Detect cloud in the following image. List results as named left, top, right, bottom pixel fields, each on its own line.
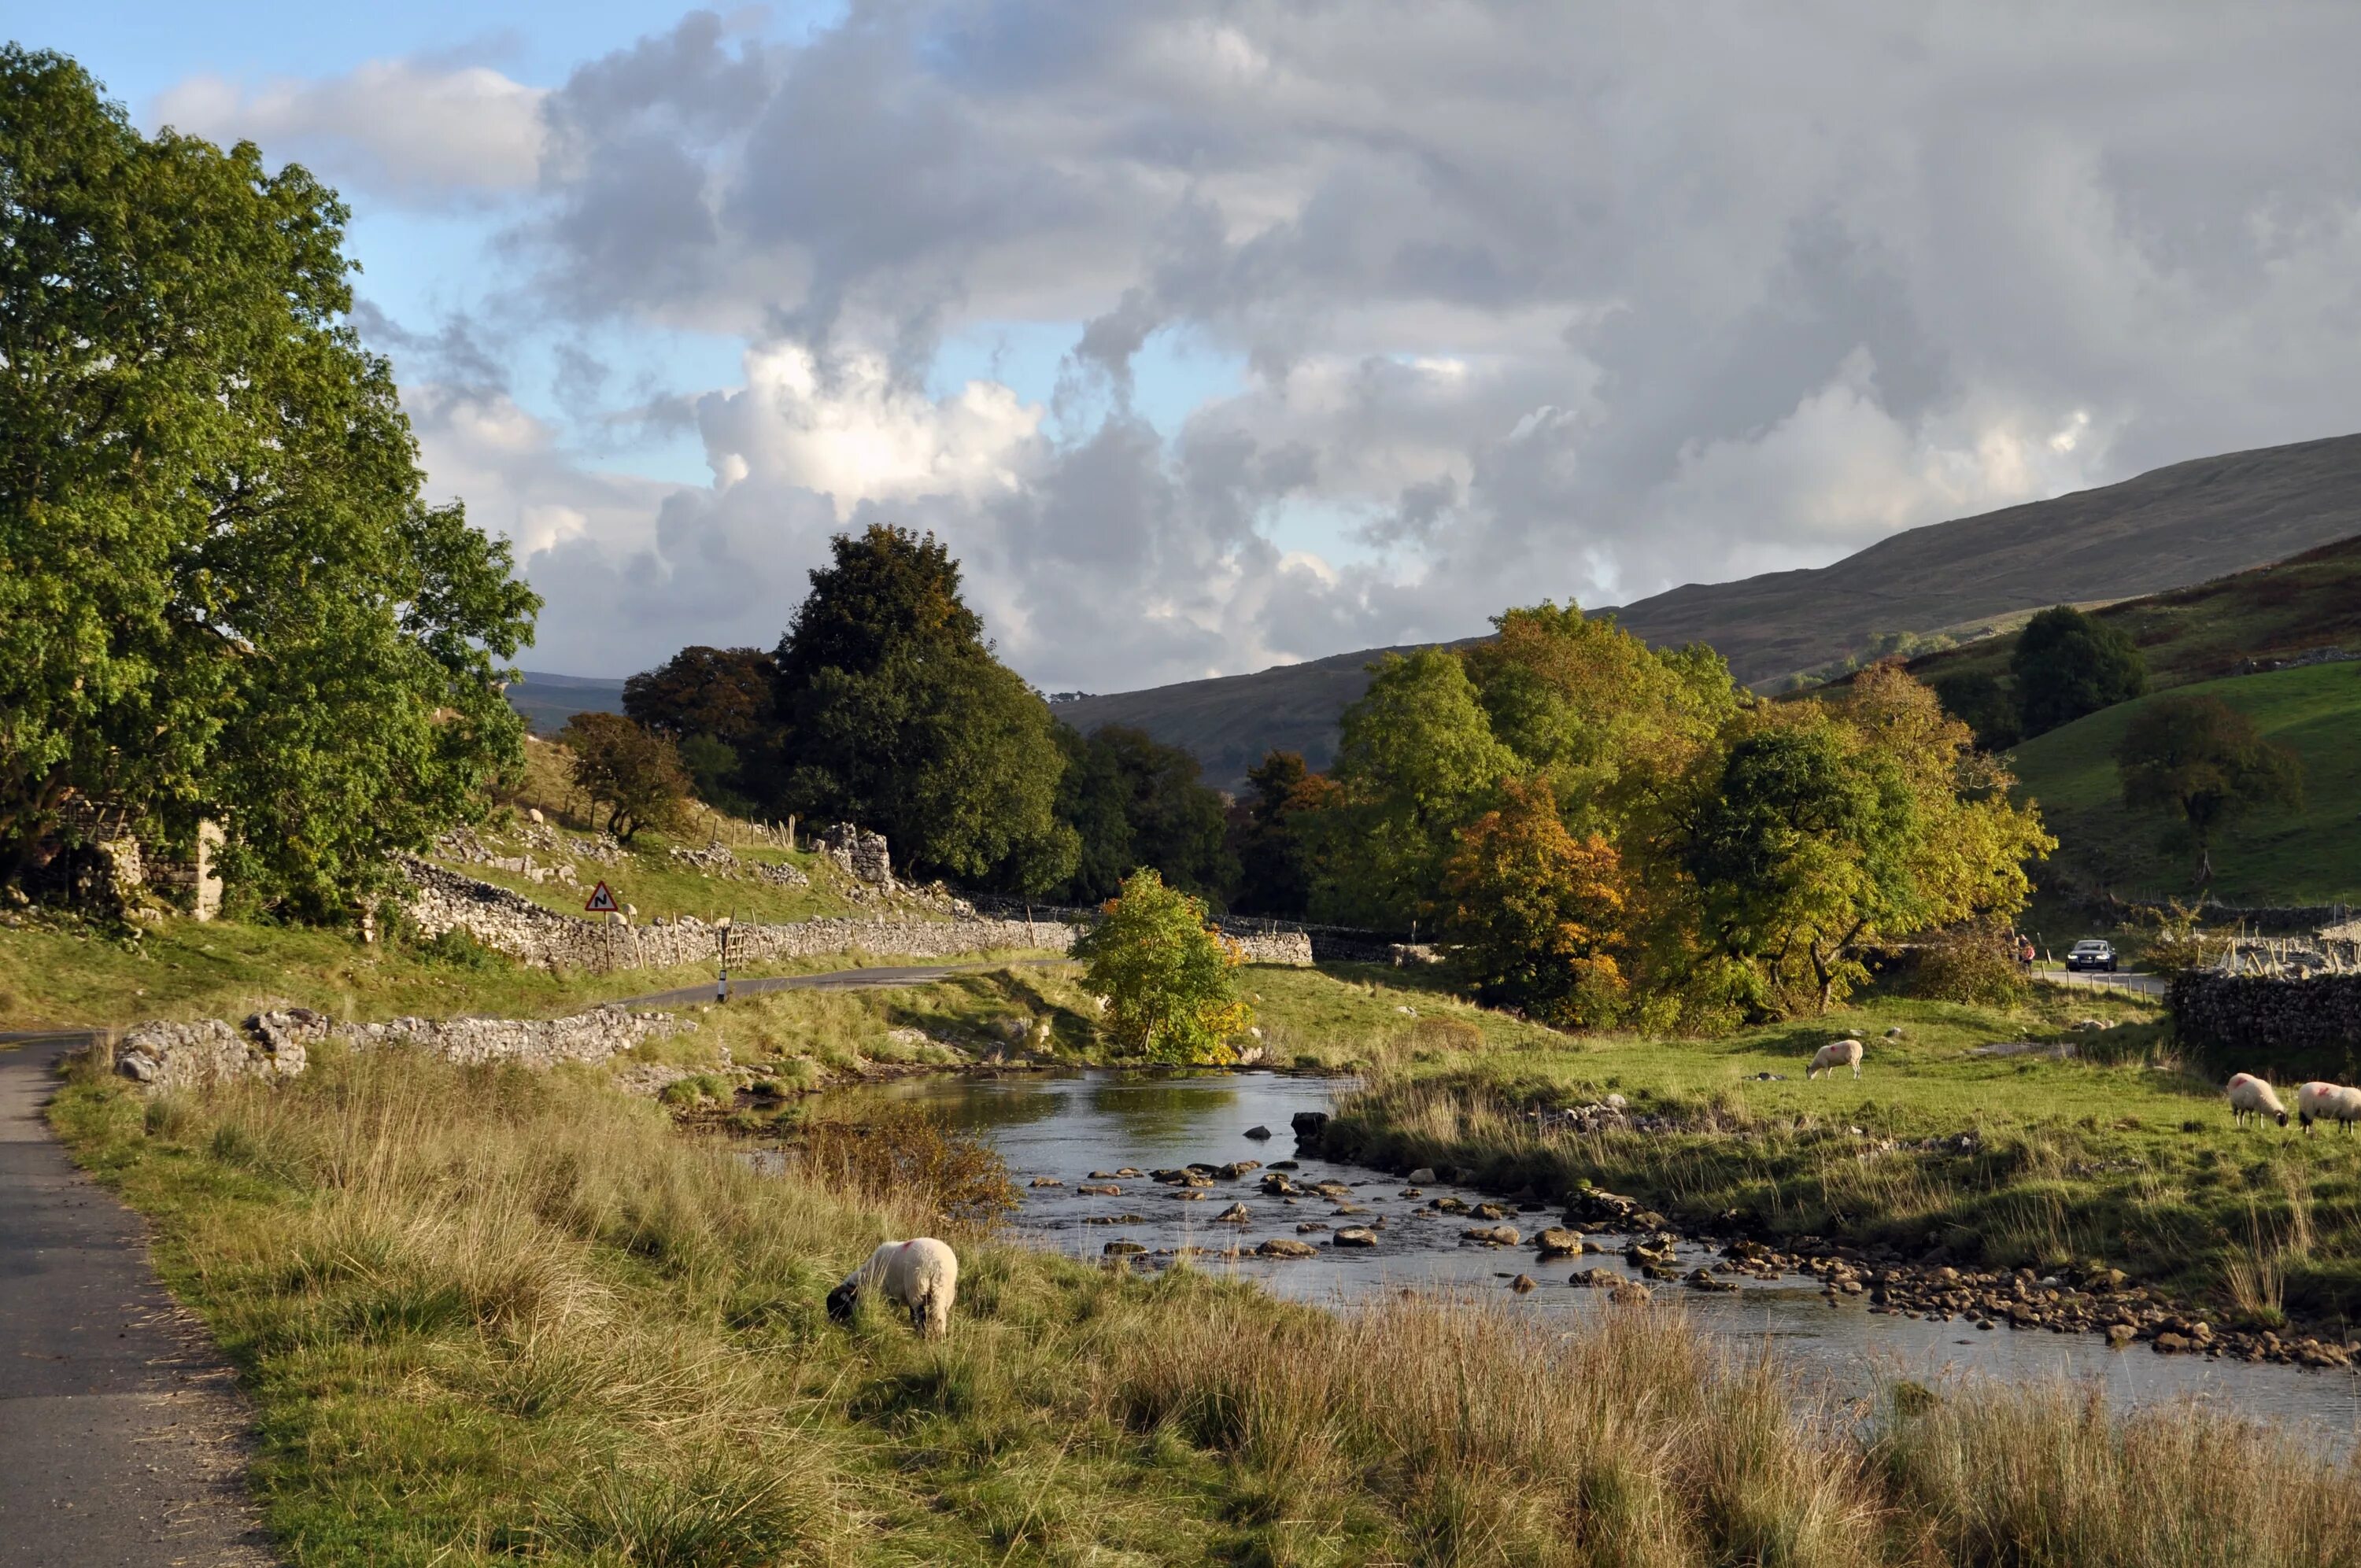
left=153, top=58, right=547, bottom=202
left=282, top=1, right=2361, bottom=690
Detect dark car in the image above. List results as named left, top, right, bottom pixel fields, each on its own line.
left=2066, top=939, right=2117, bottom=973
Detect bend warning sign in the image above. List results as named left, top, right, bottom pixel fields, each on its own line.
left=584, top=880, right=620, bottom=914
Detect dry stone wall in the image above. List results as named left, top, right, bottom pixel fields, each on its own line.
left=397, top=858, right=1312, bottom=971
left=2169, top=973, right=2361, bottom=1083
left=115, top=1005, right=689, bottom=1093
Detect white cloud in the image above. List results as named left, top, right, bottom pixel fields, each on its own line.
left=153, top=59, right=547, bottom=201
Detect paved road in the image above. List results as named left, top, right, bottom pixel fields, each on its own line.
left=0, top=1029, right=274, bottom=1566
left=611, top=954, right=1073, bottom=1010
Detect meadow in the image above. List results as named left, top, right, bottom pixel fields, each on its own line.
left=50, top=1041, right=2361, bottom=1566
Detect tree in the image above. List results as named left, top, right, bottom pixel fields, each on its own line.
left=1437, top=778, right=1628, bottom=1027
left=1676, top=666, right=2052, bottom=1014
left=0, top=48, right=538, bottom=914
left=623, top=646, right=778, bottom=811
left=1053, top=725, right=1236, bottom=904
left=2115, top=694, right=2303, bottom=884
left=559, top=714, right=690, bottom=843
left=1931, top=670, right=2019, bottom=751
left=1071, top=869, right=1252, bottom=1064
left=771, top=526, right=1073, bottom=887
left=1229, top=751, right=1339, bottom=918
left=1308, top=648, right=1516, bottom=928
left=2011, top=606, right=2145, bottom=738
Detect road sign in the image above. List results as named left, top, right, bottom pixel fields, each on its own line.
left=584, top=880, right=620, bottom=914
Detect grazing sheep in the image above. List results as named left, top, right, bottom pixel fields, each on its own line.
left=2226, top=1073, right=2289, bottom=1128
left=1807, top=1039, right=1865, bottom=1080
left=2295, top=1083, right=2361, bottom=1135
left=827, top=1238, right=959, bottom=1337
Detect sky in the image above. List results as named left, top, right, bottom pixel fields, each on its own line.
left=26, top=2, right=2361, bottom=687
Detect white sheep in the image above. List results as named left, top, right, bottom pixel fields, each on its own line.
left=2225, top=1072, right=2289, bottom=1128
left=2295, top=1082, right=2361, bottom=1135
left=827, top=1238, right=960, bottom=1337
left=1807, top=1039, right=1864, bottom=1080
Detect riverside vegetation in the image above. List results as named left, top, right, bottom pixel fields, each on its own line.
left=50, top=1041, right=2361, bottom=1567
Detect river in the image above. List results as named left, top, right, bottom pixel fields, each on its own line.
left=817, top=1067, right=2361, bottom=1452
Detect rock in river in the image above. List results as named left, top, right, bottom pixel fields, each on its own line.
left=1462, top=1225, right=1520, bottom=1247
left=1257, top=1238, right=1319, bottom=1259
left=1333, top=1227, right=1377, bottom=1248
left=1244, top=1125, right=1273, bottom=1140
left=1510, top=1274, right=1539, bottom=1293
left=1215, top=1203, right=1251, bottom=1223
left=1532, top=1227, right=1583, bottom=1258
left=1103, top=1240, right=1147, bottom=1256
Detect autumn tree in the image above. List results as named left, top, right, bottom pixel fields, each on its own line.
left=771, top=526, right=1075, bottom=888
left=1438, top=778, right=1628, bottom=1027
left=1677, top=665, right=2052, bottom=1015
left=0, top=49, right=538, bottom=915
left=1072, top=869, right=1252, bottom=1064
left=1309, top=648, right=1516, bottom=928
left=2115, top=693, right=2303, bottom=884
left=623, top=645, right=778, bottom=811
left=2012, top=606, right=2146, bottom=738
left=559, top=713, right=690, bottom=843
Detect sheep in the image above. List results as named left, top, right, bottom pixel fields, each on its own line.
left=2295, top=1082, right=2361, bottom=1135
left=827, top=1238, right=959, bottom=1337
left=1807, top=1039, right=1864, bottom=1080
left=2226, top=1072, right=2289, bottom=1128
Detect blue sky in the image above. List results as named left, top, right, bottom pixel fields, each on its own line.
left=20, top=4, right=2361, bottom=686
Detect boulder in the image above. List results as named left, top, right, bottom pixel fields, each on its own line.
left=1214, top=1204, right=1251, bottom=1223
left=1079, top=1184, right=1121, bottom=1197
left=1029, top=1176, right=1063, bottom=1187
left=1510, top=1274, right=1539, bottom=1293
left=1608, top=1282, right=1653, bottom=1306
left=1290, top=1110, right=1329, bottom=1140
left=1332, top=1227, right=1378, bottom=1248
left=1569, top=1267, right=1620, bottom=1288
left=1256, top=1238, right=1319, bottom=1259
left=1243, top=1125, right=1273, bottom=1140
left=1406, top=1167, right=1439, bottom=1185
left=1462, top=1225, right=1520, bottom=1247
left=1684, top=1268, right=1739, bottom=1293
left=1103, top=1241, right=1147, bottom=1256
left=1532, top=1227, right=1583, bottom=1258
left=1218, top=1160, right=1263, bottom=1179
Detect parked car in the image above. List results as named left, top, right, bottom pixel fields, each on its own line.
left=2065, top=939, right=2118, bottom=973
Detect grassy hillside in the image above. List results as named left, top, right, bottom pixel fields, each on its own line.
left=1901, top=533, right=2361, bottom=696
left=2007, top=661, right=2361, bottom=904
left=1056, top=433, right=2361, bottom=788
left=502, top=669, right=627, bottom=736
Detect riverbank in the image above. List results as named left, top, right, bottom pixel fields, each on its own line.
left=48, top=1044, right=2361, bottom=1566
left=1308, top=981, right=2361, bottom=1340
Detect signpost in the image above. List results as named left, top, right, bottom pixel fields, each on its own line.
left=584, top=881, right=619, bottom=914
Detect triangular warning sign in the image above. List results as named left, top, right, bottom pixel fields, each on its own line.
left=584, top=880, right=620, bottom=914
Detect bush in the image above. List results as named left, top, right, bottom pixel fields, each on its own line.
left=798, top=1104, right=1018, bottom=1232
left=1908, top=928, right=2027, bottom=1006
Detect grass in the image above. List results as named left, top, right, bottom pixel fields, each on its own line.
left=1319, top=977, right=2361, bottom=1323
left=52, top=1043, right=2361, bottom=1566
left=2007, top=661, right=2361, bottom=904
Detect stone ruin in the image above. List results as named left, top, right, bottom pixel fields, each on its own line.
left=818, top=822, right=895, bottom=889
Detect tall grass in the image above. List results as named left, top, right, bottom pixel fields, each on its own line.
left=54, top=1047, right=2361, bottom=1566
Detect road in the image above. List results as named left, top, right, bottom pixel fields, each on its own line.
left=2032, top=966, right=2169, bottom=998
left=0, top=954, right=1074, bottom=1562
left=0, top=1028, right=275, bottom=1566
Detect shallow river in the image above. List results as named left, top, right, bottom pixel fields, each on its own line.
left=824, top=1068, right=2361, bottom=1452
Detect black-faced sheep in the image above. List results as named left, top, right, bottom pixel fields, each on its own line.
left=2297, top=1082, right=2361, bottom=1135
left=1807, top=1039, right=1864, bottom=1080
left=827, top=1238, right=959, bottom=1337
left=2226, top=1072, right=2289, bottom=1127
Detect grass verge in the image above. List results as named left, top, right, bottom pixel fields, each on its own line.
left=52, top=1047, right=2361, bottom=1566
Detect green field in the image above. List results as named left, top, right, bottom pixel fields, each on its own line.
left=2006, top=660, right=2361, bottom=904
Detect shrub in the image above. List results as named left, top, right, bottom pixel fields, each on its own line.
left=1908, top=928, right=2027, bottom=1006
left=799, top=1104, right=1018, bottom=1232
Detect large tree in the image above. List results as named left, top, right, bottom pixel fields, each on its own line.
left=1308, top=647, right=1516, bottom=928
left=623, top=646, right=778, bottom=813
left=559, top=713, right=691, bottom=843
left=1053, top=724, right=1235, bottom=905
left=2011, top=606, right=2146, bottom=738
left=1229, top=750, right=1339, bottom=918
left=1437, top=777, right=1628, bottom=1027
left=2115, top=693, right=2303, bottom=884
left=771, top=525, right=1073, bottom=887
left=0, top=49, right=538, bottom=914
left=1071, top=869, right=1251, bottom=1064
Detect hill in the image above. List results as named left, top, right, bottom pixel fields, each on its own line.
left=1890, top=533, right=2361, bottom=696
left=2007, top=661, right=2361, bottom=906
left=1055, top=431, right=2361, bottom=789
left=504, top=670, right=627, bottom=735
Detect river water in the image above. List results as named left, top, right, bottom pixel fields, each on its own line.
left=820, top=1068, right=2361, bottom=1452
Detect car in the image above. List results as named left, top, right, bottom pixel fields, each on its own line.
left=2065, top=939, right=2117, bottom=973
